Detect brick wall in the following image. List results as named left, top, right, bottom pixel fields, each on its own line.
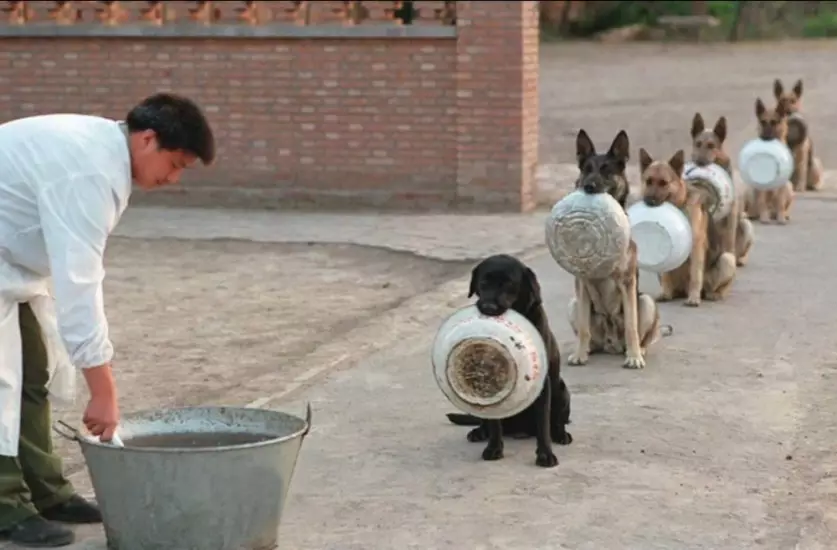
left=0, top=1, right=539, bottom=212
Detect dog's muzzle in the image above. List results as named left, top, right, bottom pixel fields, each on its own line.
left=476, top=301, right=505, bottom=316
left=643, top=197, right=662, bottom=207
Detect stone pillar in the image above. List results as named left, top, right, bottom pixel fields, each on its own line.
left=454, top=1, right=539, bottom=212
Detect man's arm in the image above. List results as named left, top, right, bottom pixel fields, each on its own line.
left=36, top=172, right=118, bottom=397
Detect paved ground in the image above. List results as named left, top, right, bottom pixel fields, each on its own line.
left=5, top=39, right=837, bottom=549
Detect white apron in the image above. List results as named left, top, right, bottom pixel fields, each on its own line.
left=0, top=115, right=132, bottom=457
left=0, top=260, right=76, bottom=457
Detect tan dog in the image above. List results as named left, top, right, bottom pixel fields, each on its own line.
left=744, top=99, right=794, bottom=224
left=689, top=113, right=754, bottom=267
left=773, top=78, right=823, bottom=192
left=640, top=148, right=737, bottom=307
left=566, top=130, right=663, bottom=370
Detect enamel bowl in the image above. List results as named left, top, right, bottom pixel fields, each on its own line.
left=431, top=305, right=548, bottom=420
left=545, top=189, right=631, bottom=279
left=737, top=138, right=794, bottom=191
left=682, top=161, right=735, bottom=221
left=626, top=201, right=693, bottom=273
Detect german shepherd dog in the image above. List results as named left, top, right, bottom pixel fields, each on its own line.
left=744, top=98, right=794, bottom=224
left=689, top=113, right=755, bottom=267
left=566, top=129, right=663, bottom=370
left=640, top=148, right=737, bottom=306
left=773, top=78, right=823, bottom=192
left=444, top=254, right=572, bottom=468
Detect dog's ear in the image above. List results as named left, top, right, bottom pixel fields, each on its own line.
left=690, top=113, right=705, bottom=140
left=713, top=116, right=727, bottom=143
left=639, top=148, right=653, bottom=174
left=793, top=79, right=803, bottom=98
left=468, top=265, right=479, bottom=298
left=523, top=267, right=542, bottom=309
left=773, top=79, right=784, bottom=100
left=668, top=150, right=685, bottom=176
left=776, top=99, right=788, bottom=118
left=607, top=130, right=630, bottom=164
left=575, top=129, right=596, bottom=169
left=755, top=98, right=766, bottom=118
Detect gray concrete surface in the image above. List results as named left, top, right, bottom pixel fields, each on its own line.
left=7, top=38, right=837, bottom=549
left=43, top=196, right=837, bottom=550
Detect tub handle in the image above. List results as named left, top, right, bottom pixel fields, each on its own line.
left=53, top=420, right=82, bottom=442
left=302, top=403, right=313, bottom=438
left=52, top=421, right=125, bottom=448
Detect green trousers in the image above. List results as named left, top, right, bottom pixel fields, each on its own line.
left=0, top=302, right=74, bottom=530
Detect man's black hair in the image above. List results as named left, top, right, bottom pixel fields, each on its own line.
left=125, top=92, right=215, bottom=165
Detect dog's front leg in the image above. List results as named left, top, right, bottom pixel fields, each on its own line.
left=567, top=281, right=591, bottom=365
left=619, top=278, right=645, bottom=369
left=534, top=379, right=558, bottom=468
left=756, top=190, right=771, bottom=224
left=685, top=218, right=706, bottom=307
left=481, top=419, right=504, bottom=461
left=657, top=271, right=675, bottom=302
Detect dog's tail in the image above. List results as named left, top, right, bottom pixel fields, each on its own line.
left=446, top=413, right=482, bottom=426
left=660, top=324, right=674, bottom=337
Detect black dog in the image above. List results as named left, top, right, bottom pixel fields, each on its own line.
left=444, top=254, right=572, bottom=468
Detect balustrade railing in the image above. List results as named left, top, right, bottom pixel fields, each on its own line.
left=0, top=1, right=457, bottom=27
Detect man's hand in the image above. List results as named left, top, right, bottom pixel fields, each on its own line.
left=81, top=363, right=120, bottom=442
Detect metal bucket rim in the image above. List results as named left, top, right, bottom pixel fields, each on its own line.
left=64, top=405, right=311, bottom=454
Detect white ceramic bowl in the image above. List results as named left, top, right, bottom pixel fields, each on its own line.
left=737, top=138, right=794, bottom=190
left=431, top=305, right=548, bottom=420
left=545, top=190, right=631, bottom=279
left=627, top=201, right=693, bottom=273
left=682, top=162, right=735, bottom=221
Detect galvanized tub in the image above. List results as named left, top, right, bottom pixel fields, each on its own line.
left=54, top=405, right=312, bottom=550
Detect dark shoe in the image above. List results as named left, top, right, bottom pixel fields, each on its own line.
left=1, top=515, right=75, bottom=547
left=40, top=494, right=102, bottom=524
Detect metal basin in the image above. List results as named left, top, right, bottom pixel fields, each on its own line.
left=54, top=405, right=312, bottom=550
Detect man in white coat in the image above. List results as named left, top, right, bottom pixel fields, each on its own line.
left=0, top=93, right=215, bottom=547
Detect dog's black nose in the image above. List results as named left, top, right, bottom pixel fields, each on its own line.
left=583, top=183, right=598, bottom=194
left=477, top=302, right=501, bottom=316
left=643, top=197, right=659, bottom=207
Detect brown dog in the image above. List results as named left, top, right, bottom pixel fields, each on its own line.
left=566, top=129, right=663, bottom=370
left=773, top=78, right=823, bottom=192
left=689, top=113, right=754, bottom=267
left=744, top=99, right=794, bottom=224
left=640, top=148, right=737, bottom=307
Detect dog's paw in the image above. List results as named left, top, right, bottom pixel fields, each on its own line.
left=552, top=430, right=573, bottom=445
left=655, top=292, right=673, bottom=303
left=736, top=257, right=748, bottom=267
left=466, top=427, right=488, bottom=443
left=622, top=354, right=645, bottom=369
left=567, top=352, right=588, bottom=366
left=758, top=216, right=772, bottom=225
left=702, top=291, right=721, bottom=302
left=535, top=449, right=559, bottom=468
left=684, top=296, right=701, bottom=307
left=481, top=445, right=504, bottom=461
left=776, top=217, right=789, bottom=225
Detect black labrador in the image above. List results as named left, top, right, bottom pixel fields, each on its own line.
left=444, top=254, right=572, bottom=468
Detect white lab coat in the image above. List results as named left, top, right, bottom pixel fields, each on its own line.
left=0, top=114, right=132, bottom=457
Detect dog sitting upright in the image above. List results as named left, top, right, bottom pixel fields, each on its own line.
left=566, top=129, right=661, bottom=370
left=444, top=254, right=571, bottom=468
left=689, top=113, right=754, bottom=267
left=640, top=148, right=737, bottom=307
left=744, top=99, right=794, bottom=224
left=773, top=78, right=823, bottom=192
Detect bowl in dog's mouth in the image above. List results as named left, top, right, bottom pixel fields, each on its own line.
left=446, top=338, right=517, bottom=406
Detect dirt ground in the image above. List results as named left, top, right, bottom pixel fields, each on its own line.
left=539, top=40, right=837, bottom=168
left=50, top=238, right=470, bottom=479
left=7, top=38, right=837, bottom=550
